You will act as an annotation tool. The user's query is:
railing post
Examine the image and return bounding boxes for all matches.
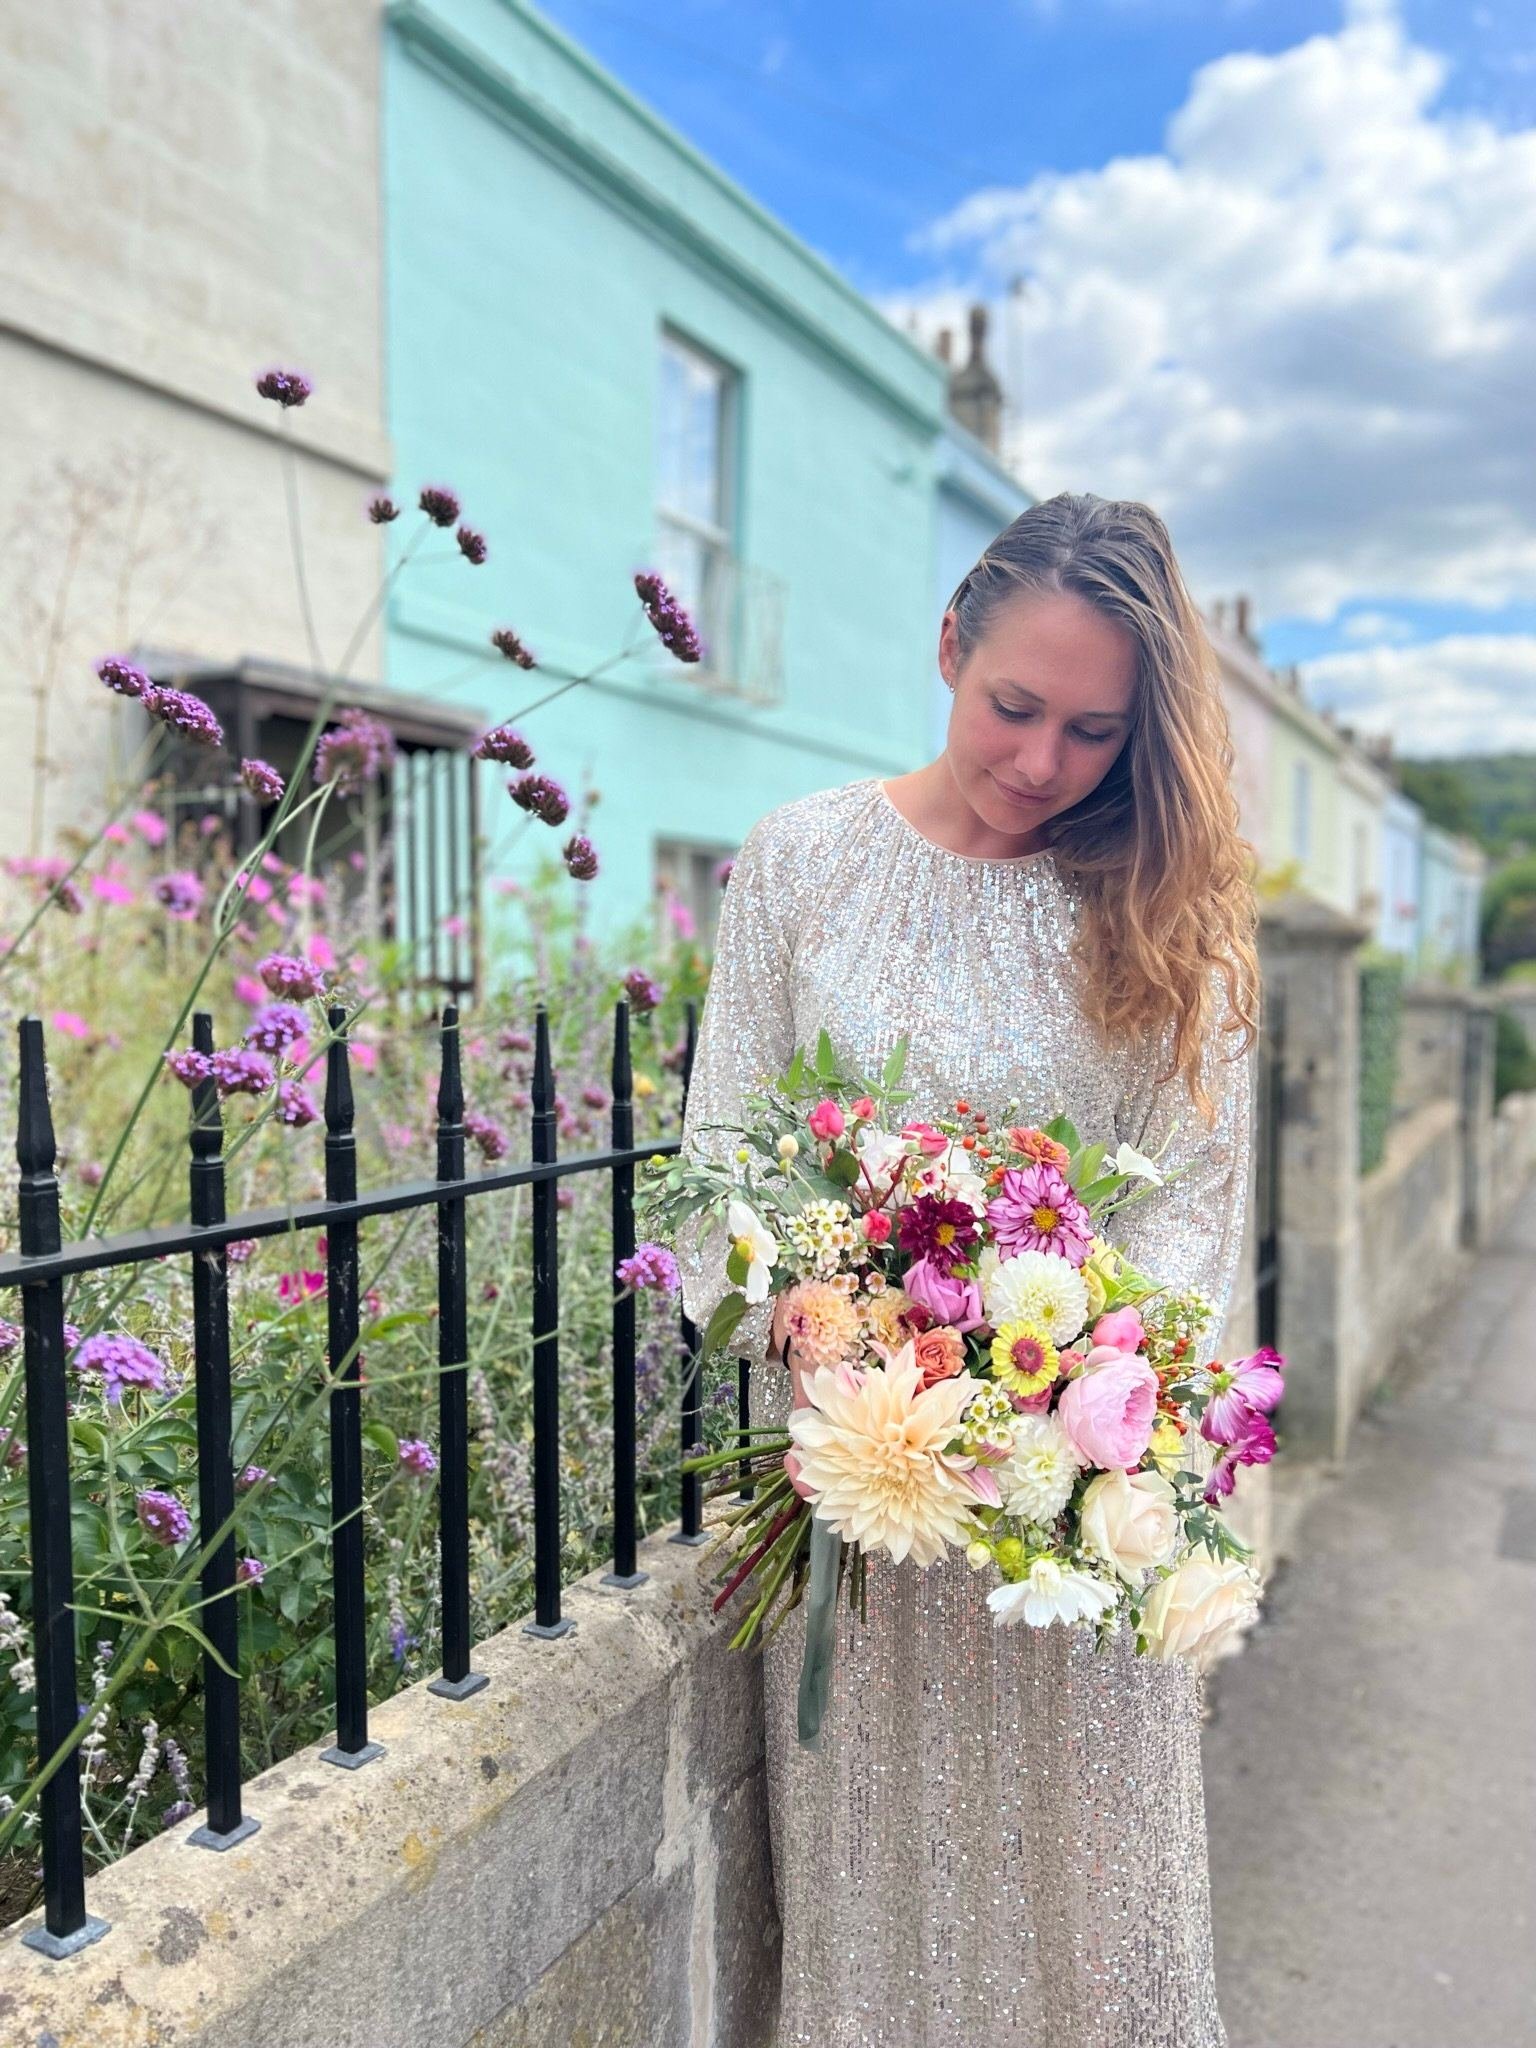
[737,1357,753,1501]
[186,1012,259,1847]
[429,1005,487,1699]
[602,997,646,1589]
[319,1007,382,1766]
[523,1003,573,1639]
[15,1019,108,1957]
[673,999,707,1545]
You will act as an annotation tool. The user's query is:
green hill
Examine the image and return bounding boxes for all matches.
[1398,755,1536,854]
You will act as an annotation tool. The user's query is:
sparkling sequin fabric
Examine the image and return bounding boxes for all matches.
[676,776,1252,2048]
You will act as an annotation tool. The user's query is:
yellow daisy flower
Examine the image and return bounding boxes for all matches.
[989,1319,1060,1398]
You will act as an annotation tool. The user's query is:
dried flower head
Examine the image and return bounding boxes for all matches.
[240,758,285,803]
[418,485,460,527]
[456,524,488,565]
[490,627,536,669]
[314,707,397,797]
[255,368,312,408]
[634,570,703,663]
[562,833,599,881]
[367,496,401,524]
[472,724,535,768]
[509,772,570,827]
[95,655,153,699]
[144,685,224,748]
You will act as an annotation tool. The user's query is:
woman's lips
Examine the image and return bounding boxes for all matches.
[993,775,1052,805]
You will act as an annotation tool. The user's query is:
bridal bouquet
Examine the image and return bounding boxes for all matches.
[640,1031,1283,1746]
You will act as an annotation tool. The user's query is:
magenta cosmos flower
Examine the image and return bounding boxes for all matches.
[986,1161,1093,1267]
[1201,1345,1286,1445]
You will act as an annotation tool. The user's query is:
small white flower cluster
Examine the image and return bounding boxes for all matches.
[957,1383,1018,1458]
[781,1198,861,1276]
[0,1587,33,1696]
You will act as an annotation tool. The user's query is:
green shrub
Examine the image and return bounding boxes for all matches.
[1358,951,1406,1175]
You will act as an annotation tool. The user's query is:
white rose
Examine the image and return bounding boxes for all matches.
[1141,1547,1261,1665]
[1078,1468,1181,1584]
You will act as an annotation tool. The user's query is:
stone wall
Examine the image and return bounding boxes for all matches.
[0,1529,780,2048]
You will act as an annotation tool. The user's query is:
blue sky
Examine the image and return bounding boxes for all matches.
[533,0,1536,755]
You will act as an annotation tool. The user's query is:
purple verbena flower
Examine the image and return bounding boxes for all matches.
[490,627,536,669]
[0,1428,24,1470]
[634,570,703,663]
[235,1557,265,1586]
[463,1110,508,1162]
[95,655,153,699]
[367,496,400,524]
[136,1490,192,1546]
[258,951,325,1000]
[0,1319,19,1358]
[509,772,570,827]
[563,833,599,881]
[55,879,85,915]
[226,1239,257,1264]
[243,1002,308,1054]
[389,1618,416,1663]
[456,525,488,565]
[616,1243,680,1295]
[236,1464,268,1489]
[255,368,312,408]
[499,1027,533,1053]
[163,1047,211,1090]
[418,485,460,527]
[623,968,663,1015]
[210,1048,275,1097]
[240,758,285,803]
[581,1083,608,1110]
[153,872,206,922]
[277,1080,319,1128]
[315,707,397,798]
[472,724,535,769]
[144,686,225,748]
[74,1333,169,1403]
[398,1437,437,1478]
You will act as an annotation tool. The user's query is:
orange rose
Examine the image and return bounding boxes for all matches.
[911,1325,966,1389]
[1005,1125,1071,1170]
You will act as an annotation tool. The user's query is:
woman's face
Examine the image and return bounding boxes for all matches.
[939,588,1138,843]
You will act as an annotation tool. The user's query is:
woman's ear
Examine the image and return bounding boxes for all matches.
[938,609,961,688]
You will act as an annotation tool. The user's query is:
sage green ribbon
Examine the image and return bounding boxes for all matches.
[796,1515,843,1750]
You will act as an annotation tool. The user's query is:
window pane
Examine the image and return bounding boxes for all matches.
[658,333,728,532]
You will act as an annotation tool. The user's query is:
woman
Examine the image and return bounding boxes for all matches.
[676,491,1259,2047]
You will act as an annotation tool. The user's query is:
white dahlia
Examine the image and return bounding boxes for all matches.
[998,1413,1085,1525]
[979,1246,1089,1344]
[987,1555,1120,1630]
[789,1343,985,1567]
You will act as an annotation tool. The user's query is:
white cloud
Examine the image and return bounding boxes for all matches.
[1305,633,1536,754]
[883,1,1536,747]
[1340,609,1416,643]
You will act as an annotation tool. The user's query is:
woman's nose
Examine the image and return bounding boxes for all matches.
[1011,736,1062,790]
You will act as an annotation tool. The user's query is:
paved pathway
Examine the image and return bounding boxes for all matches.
[1203,1175,1536,2048]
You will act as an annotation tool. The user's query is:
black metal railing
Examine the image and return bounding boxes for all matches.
[0,993,728,1956]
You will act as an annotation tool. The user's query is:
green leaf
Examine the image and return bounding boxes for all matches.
[701,1291,749,1356]
[362,1421,400,1463]
[1070,1140,1105,1187]
[1042,1115,1080,1152]
[824,1147,862,1187]
[361,1310,432,1339]
[814,1028,838,1082]
[725,1242,750,1287]
[69,1420,106,1458]
[882,1036,910,1089]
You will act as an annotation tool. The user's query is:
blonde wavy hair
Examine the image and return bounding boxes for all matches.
[946,491,1260,1124]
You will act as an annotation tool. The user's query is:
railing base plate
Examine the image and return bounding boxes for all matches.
[600,1568,649,1589]
[521,1616,575,1640]
[22,1914,110,1960]
[428,1670,490,1700]
[320,1740,386,1770]
[188,1814,261,1852]
[668,1529,711,1547]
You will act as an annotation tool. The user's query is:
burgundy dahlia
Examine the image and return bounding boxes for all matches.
[95,655,152,699]
[240,757,285,803]
[509,772,570,827]
[490,627,536,669]
[418,485,460,527]
[472,724,535,769]
[562,832,599,881]
[255,368,312,408]
[456,524,488,565]
[634,570,703,663]
[896,1194,983,1274]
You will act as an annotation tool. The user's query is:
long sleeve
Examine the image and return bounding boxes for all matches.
[1105,973,1255,1371]
[673,813,799,1370]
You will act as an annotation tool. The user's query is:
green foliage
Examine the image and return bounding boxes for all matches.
[1401,753,1536,855]
[1395,759,1477,839]
[1495,1008,1536,1104]
[1358,950,1405,1175]
[1482,850,1536,978]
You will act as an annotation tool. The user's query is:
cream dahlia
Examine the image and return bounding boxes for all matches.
[789,1344,986,1566]
[979,1247,1089,1344]
[997,1412,1085,1524]
[779,1279,862,1370]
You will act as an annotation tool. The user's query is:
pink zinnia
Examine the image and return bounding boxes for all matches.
[986,1161,1093,1266]
[1202,1346,1287,1445]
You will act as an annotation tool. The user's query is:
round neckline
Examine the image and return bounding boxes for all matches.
[872,779,1055,867]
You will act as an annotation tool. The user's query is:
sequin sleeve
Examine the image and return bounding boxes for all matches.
[1105,971,1254,1367]
[673,814,799,1372]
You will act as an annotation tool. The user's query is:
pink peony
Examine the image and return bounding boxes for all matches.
[1092,1306,1145,1354]
[1056,1349,1160,1469]
[902,1254,985,1333]
[808,1098,845,1140]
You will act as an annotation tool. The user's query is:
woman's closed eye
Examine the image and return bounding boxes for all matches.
[991,700,1119,745]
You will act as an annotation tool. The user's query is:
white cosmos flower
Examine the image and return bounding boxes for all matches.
[979,1247,1089,1343]
[1112,1142,1164,1187]
[998,1413,1085,1524]
[725,1198,779,1304]
[987,1556,1120,1629]
[788,1342,985,1566]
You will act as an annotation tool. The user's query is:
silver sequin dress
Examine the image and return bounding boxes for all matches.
[676,777,1252,2048]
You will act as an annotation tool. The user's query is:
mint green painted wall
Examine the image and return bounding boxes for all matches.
[382,0,948,948]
